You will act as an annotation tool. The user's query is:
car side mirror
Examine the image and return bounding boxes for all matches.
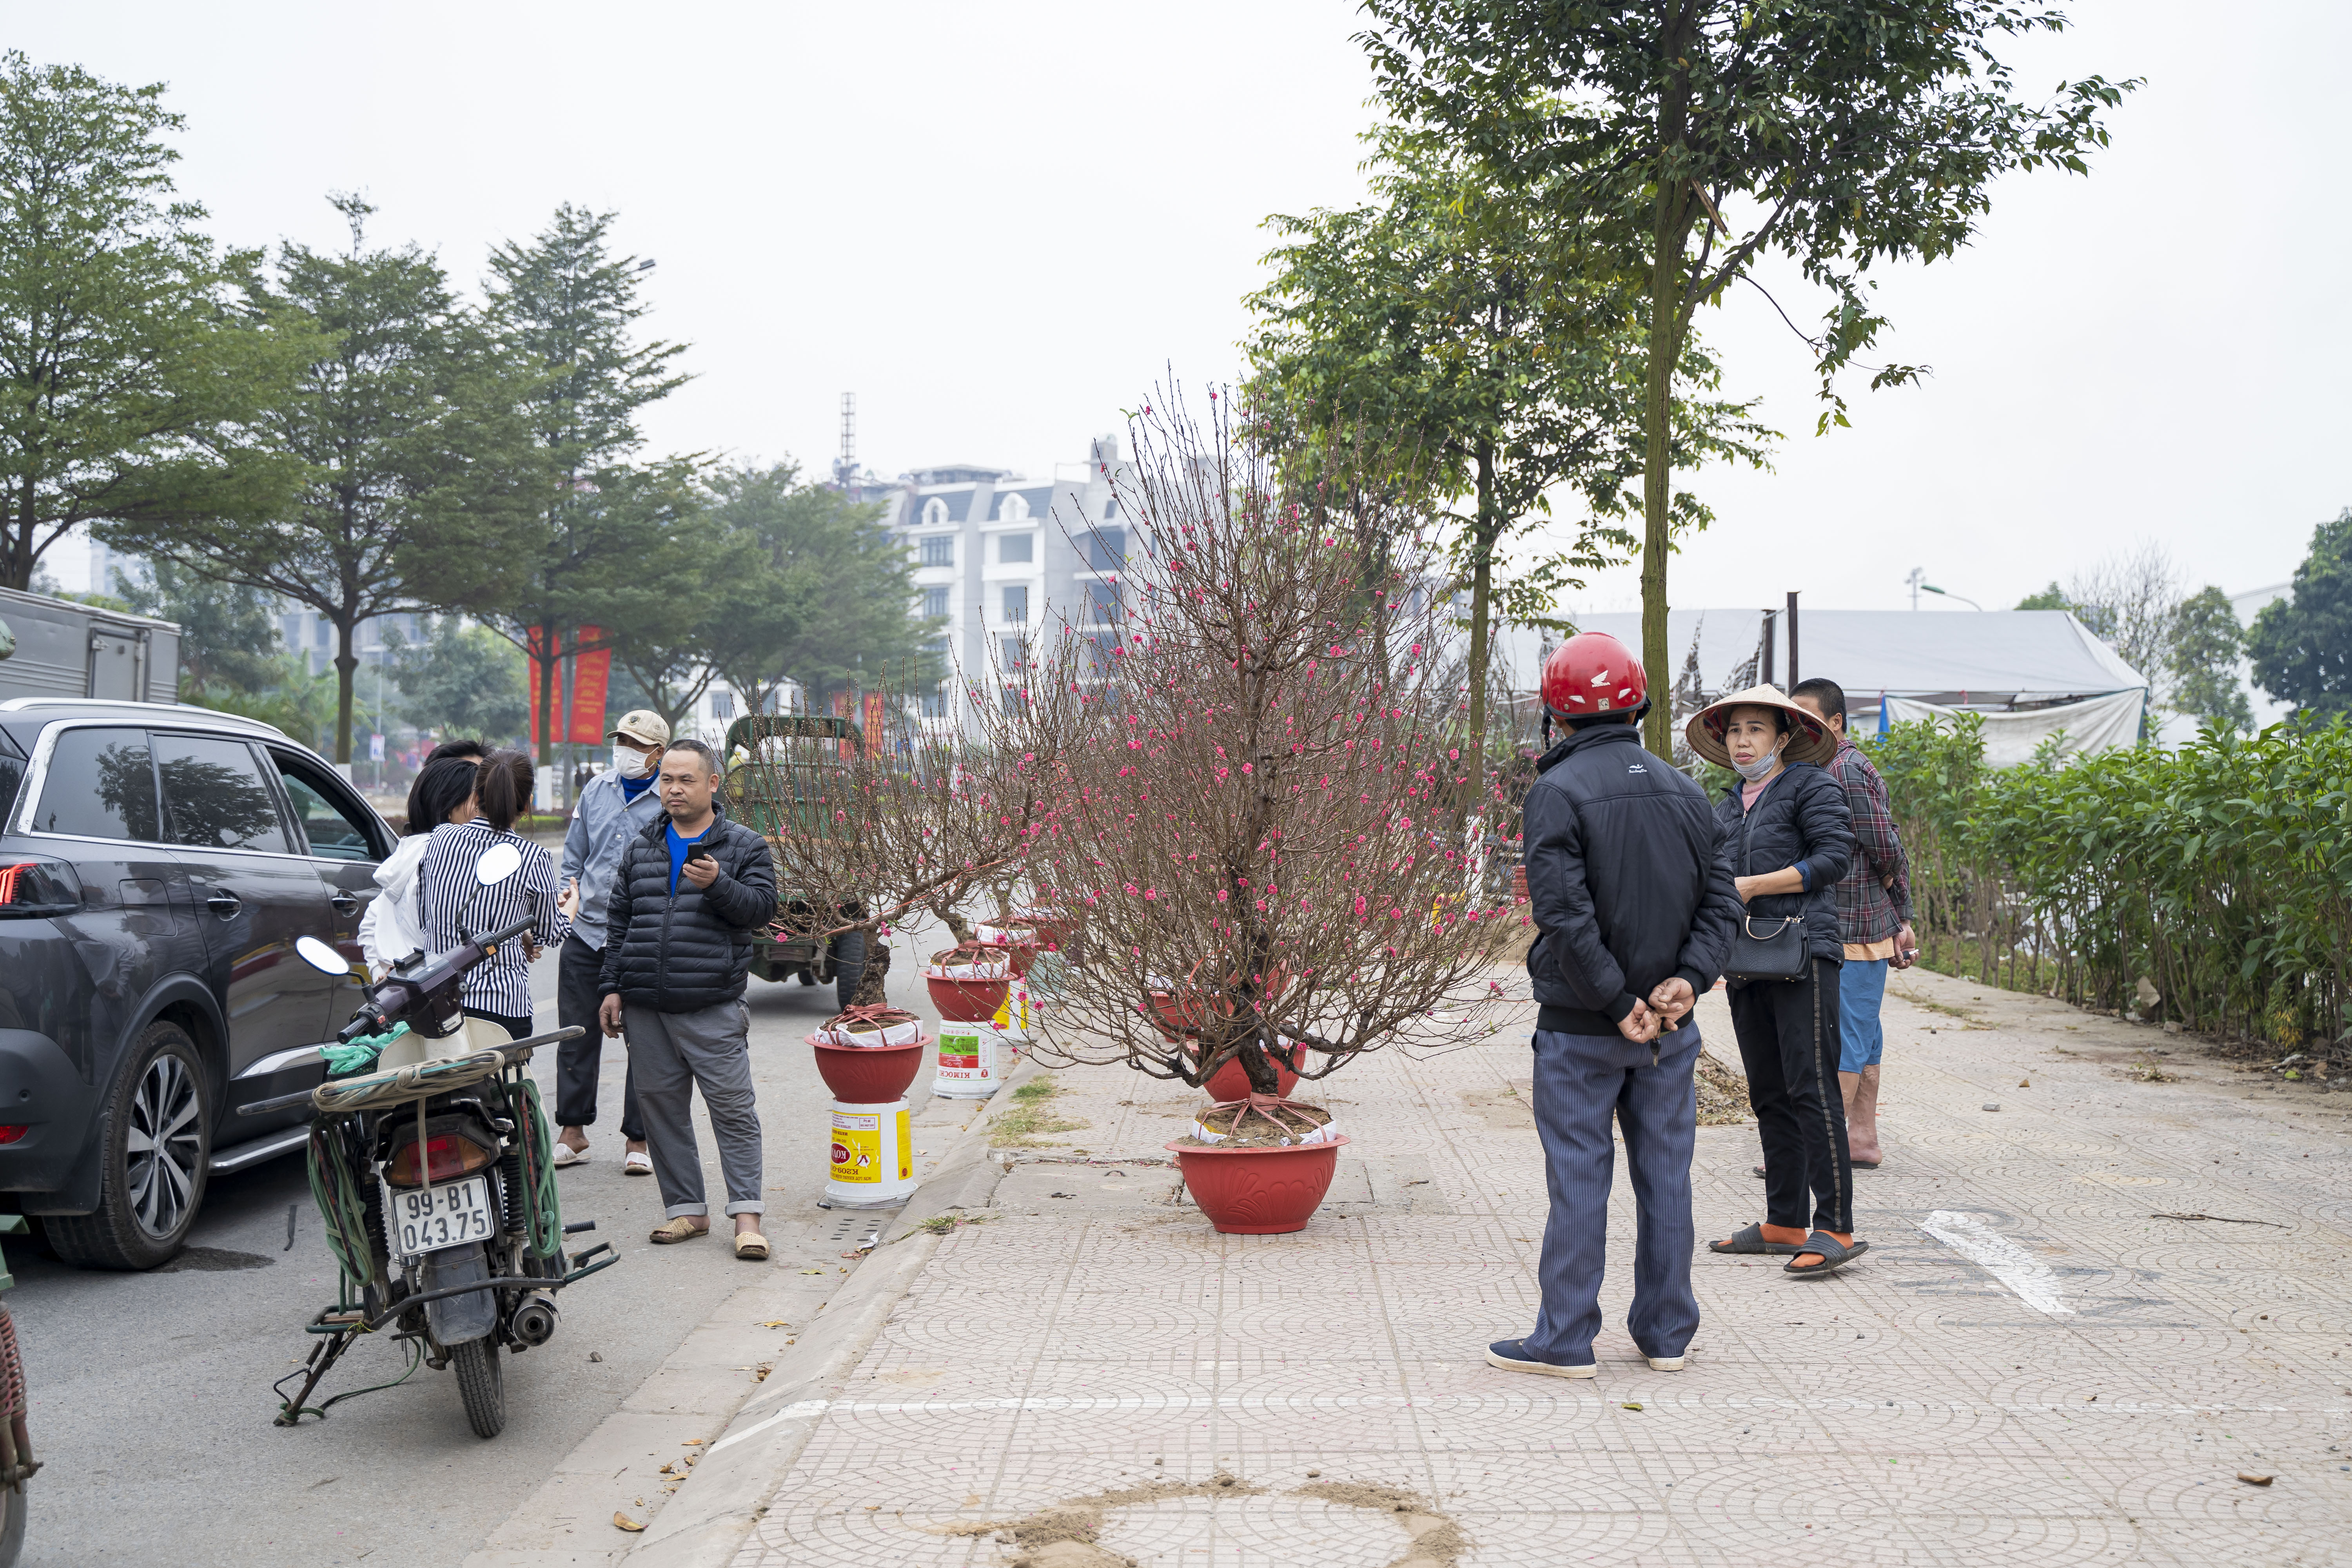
[474,842,523,887]
[294,935,351,976]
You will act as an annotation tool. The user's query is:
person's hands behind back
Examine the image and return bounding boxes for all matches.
[1647,976,1695,1029]
[1616,999,1661,1046]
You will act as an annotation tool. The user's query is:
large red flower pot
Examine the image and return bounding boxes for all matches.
[927,974,1009,1023]
[810,1038,927,1103]
[1202,1054,1300,1103]
[1168,1135,1349,1235]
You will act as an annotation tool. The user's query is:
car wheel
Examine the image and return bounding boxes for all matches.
[831,929,868,1012]
[46,1022,211,1271]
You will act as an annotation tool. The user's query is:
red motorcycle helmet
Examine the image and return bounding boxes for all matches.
[1541,632,1649,723]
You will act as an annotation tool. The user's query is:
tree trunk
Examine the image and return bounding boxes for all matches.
[333,618,358,764]
[848,938,892,1007]
[535,617,559,773]
[1465,439,1496,833]
[1639,47,1697,760]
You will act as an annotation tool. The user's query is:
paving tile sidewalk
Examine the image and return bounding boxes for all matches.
[716,969,2352,1568]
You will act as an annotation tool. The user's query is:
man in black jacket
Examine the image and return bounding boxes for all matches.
[1487,633,1741,1381]
[597,739,779,1259]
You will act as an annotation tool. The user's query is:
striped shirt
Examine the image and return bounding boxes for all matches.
[416,820,570,1020]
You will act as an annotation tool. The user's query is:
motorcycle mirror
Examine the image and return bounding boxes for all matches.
[294,935,351,976]
[474,842,524,887]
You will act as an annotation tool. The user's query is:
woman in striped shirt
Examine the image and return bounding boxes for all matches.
[417,749,570,1039]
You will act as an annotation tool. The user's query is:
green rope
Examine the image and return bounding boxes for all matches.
[319,1022,408,1076]
[515,1075,564,1258]
[304,1122,379,1289]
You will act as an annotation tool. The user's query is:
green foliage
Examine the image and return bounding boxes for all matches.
[115,557,282,693]
[0,51,310,591]
[1864,716,2351,1050]
[2247,507,2352,722]
[695,461,930,717]
[2169,585,2251,734]
[102,194,547,762]
[2016,583,2069,612]
[392,617,528,746]
[186,653,340,753]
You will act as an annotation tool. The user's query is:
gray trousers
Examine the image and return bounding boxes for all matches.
[1523,1022,1701,1364]
[625,1000,764,1219]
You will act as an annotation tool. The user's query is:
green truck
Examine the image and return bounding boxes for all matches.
[721,714,869,1008]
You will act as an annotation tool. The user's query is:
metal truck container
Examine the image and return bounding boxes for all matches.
[0,586,181,704]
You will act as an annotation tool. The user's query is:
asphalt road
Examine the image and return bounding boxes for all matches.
[8,928,953,1566]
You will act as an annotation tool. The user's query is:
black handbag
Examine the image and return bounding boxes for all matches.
[1722,782,1811,984]
[1724,914,1808,982]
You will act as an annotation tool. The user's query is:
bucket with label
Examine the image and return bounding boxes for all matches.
[824,1098,916,1206]
[932,1023,1009,1099]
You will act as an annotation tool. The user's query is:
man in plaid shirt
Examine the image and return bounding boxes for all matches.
[1792,679,1917,1169]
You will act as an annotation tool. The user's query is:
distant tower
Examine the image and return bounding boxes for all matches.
[832,393,859,495]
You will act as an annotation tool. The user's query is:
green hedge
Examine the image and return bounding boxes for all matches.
[1862,715,2352,1049]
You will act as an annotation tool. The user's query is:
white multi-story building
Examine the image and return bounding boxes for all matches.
[866,436,1134,726]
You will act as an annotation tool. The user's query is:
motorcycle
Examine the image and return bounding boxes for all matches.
[244,841,616,1438]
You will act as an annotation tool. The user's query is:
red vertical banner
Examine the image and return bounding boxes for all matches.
[831,690,853,759]
[568,625,610,744]
[526,627,556,748]
[861,691,886,755]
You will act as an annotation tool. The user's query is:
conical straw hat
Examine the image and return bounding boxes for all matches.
[1685,684,1838,769]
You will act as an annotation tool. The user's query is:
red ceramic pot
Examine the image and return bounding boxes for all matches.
[1168,1134,1348,1234]
[810,1037,927,1102]
[1202,1053,1299,1103]
[927,973,1009,1023]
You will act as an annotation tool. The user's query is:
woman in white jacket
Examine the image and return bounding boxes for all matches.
[359,754,485,978]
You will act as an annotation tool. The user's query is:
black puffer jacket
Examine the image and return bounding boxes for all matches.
[598,815,778,1011]
[1523,723,1742,1035]
[1710,761,1855,966]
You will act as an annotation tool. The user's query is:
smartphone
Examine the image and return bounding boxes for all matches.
[685,843,713,864]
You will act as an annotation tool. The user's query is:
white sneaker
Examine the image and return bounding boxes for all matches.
[1646,1354,1687,1372]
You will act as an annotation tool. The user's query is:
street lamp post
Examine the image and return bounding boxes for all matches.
[1922,584,1983,610]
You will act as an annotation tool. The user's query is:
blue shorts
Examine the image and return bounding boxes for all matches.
[1838,956,1888,1072]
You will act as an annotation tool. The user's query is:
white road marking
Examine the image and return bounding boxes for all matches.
[1918,1209,2074,1316]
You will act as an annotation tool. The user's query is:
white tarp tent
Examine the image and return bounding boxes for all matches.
[1496,609,2148,765]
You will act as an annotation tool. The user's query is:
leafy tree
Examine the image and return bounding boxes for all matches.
[104,195,547,762]
[1249,133,1770,812]
[0,52,310,591]
[2015,582,2067,612]
[2249,508,2352,723]
[115,556,282,693]
[479,203,689,775]
[392,616,528,744]
[2168,585,2252,735]
[697,461,929,719]
[1358,2,2136,755]
[574,472,741,736]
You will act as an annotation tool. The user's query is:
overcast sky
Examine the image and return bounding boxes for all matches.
[16,1,2346,617]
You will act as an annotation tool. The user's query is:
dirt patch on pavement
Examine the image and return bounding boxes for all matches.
[962,1472,1465,1568]
[1696,1050,1751,1125]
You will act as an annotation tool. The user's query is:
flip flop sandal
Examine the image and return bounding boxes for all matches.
[1709,1222,1802,1255]
[1851,1158,1882,1171]
[649,1216,709,1244]
[624,1150,654,1176]
[552,1144,588,1168]
[733,1232,770,1262]
[1784,1233,1869,1276]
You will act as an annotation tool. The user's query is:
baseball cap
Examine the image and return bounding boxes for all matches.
[610,710,671,748]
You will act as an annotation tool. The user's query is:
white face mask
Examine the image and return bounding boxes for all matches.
[612,743,653,779]
[1730,734,1785,781]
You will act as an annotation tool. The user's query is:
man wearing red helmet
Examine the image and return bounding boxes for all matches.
[1486,632,1741,1381]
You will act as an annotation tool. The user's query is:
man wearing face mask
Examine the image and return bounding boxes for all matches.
[551,709,670,1170]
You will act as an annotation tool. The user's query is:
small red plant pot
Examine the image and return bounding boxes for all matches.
[1168,1134,1348,1234]
[1202,1054,1299,1103]
[810,1037,927,1103]
[927,974,1010,1023]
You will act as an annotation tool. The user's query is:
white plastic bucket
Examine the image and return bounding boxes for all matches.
[931,1023,1009,1099]
[824,1098,916,1206]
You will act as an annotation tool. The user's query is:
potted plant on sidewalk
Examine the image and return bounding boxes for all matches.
[1005,395,1517,1232]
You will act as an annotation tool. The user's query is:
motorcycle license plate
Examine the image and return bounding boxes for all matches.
[388,1176,495,1256]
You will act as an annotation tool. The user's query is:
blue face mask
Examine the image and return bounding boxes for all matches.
[1731,742,1784,781]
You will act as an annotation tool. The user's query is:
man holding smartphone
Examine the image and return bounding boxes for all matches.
[598,738,780,1260]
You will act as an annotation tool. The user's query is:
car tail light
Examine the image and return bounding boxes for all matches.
[386,1132,495,1188]
[0,1127,24,1145]
[0,859,76,916]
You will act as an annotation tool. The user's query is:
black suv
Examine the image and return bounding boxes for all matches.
[0,698,392,1269]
